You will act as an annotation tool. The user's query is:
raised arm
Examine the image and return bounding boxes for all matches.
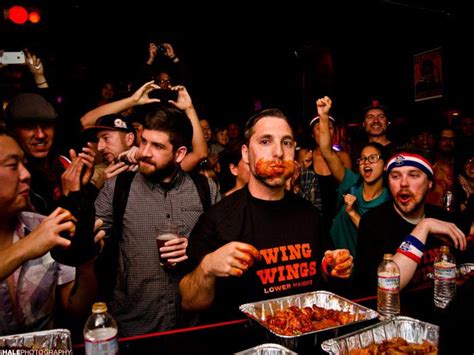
[344,194,361,227]
[80,81,160,128]
[24,48,48,89]
[146,42,158,66]
[180,241,260,311]
[168,86,208,172]
[316,96,346,182]
[394,218,466,289]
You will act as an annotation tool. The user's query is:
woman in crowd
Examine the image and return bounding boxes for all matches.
[317,96,390,257]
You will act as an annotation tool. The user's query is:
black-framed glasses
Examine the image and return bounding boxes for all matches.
[357,154,382,165]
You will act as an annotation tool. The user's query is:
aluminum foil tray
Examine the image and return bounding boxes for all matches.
[321,316,439,354]
[0,328,72,351]
[235,343,298,355]
[239,291,379,351]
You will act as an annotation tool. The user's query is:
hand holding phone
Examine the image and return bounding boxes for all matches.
[0,51,26,64]
[149,88,178,102]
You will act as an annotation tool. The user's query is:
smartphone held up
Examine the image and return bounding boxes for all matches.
[149,87,178,102]
[0,51,26,64]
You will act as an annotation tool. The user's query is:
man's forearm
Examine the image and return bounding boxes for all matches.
[394,223,429,289]
[180,258,216,311]
[0,240,29,282]
[80,97,135,128]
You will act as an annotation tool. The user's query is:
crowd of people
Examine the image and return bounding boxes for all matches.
[0,43,473,350]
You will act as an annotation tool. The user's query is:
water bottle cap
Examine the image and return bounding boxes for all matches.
[92,302,107,313]
[440,245,449,253]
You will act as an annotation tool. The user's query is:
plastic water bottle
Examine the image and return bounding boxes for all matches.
[443,191,454,213]
[377,253,400,320]
[84,302,119,355]
[434,245,456,309]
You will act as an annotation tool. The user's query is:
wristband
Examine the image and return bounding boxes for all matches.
[397,234,426,264]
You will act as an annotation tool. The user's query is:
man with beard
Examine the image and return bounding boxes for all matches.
[179,109,353,322]
[352,148,471,297]
[94,103,219,336]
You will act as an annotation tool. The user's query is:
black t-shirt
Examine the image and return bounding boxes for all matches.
[352,201,472,298]
[316,173,339,229]
[186,187,331,321]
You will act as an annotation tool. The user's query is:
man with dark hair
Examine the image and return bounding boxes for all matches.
[353,147,471,297]
[180,108,353,322]
[94,104,219,336]
[80,82,207,173]
[351,101,394,168]
[0,129,104,335]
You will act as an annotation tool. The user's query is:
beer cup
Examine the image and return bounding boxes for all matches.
[156,224,179,266]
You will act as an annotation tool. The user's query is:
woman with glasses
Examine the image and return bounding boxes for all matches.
[316,96,390,257]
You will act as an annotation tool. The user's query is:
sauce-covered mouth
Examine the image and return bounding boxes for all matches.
[256,159,295,179]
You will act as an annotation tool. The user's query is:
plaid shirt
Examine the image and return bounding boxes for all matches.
[0,212,75,335]
[297,167,323,213]
[95,170,219,336]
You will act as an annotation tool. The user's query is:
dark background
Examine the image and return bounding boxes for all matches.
[1,0,472,130]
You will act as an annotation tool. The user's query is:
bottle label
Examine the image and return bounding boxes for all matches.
[85,339,119,355]
[85,328,119,355]
[434,262,456,280]
[378,273,400,292]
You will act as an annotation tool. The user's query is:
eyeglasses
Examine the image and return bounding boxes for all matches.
[156,79,171,84]
[357,154,382,165]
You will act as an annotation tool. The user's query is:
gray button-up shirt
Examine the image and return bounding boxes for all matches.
[95,170,219,336]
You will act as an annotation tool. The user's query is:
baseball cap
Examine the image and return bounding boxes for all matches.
[362,99,388,117]
[81,114,135,142]
[5,93,58,124]
[309,115,336,128]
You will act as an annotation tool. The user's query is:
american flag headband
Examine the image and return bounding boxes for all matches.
[385,153,433,180]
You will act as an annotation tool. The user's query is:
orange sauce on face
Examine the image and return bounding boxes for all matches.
[256,159,295,179]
